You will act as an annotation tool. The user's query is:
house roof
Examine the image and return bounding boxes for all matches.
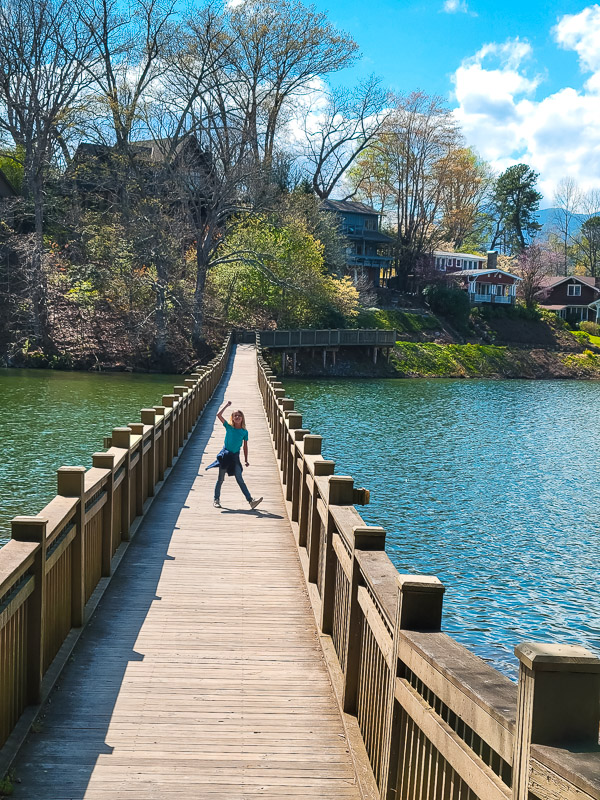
[73,136,204,165]
[347,229,394,243]
[537,275,600,291]
[0,167,17,197]
[433,249,486,260]
[452,268,521,280]
[322,199,381,216]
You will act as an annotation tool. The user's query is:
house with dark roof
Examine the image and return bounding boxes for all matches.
[69,136,211,208]
[535,276,600,322]
[321,199,394,287]
[0,168,16,198]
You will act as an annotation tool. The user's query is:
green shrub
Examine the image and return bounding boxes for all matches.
[579,320,600,336]
[422,285,470,326]
[479,302,542,321]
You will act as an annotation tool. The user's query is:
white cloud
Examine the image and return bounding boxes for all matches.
[451,17,600,202]
[553,5,600,76]
[443,0,469,13]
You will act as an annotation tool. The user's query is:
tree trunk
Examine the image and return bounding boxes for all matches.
[30,177,50,350]
[154,280,167,361]
[192,243,208,351]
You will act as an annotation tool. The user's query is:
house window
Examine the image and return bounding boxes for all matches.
[567,284,581,296]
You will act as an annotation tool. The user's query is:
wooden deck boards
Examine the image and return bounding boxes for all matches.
[11,345,361,799]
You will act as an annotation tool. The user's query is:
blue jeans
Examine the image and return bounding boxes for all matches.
[214,459,252,503]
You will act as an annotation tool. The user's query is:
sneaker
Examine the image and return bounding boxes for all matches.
[213,499,221,508]
[249,497,263,510]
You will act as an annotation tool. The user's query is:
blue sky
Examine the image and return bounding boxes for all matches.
[315,0,600,204]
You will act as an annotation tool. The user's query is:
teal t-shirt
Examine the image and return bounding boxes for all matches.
[223,420,248,454]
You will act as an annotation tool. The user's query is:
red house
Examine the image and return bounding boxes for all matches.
[451,268,521,305]
[536,276,600,322]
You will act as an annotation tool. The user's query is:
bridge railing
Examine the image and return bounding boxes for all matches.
[257,328,397,348]
[0,335,232,754]
[256,349,600,800]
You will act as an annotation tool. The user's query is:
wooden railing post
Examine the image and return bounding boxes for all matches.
[274,393,290,460]
[298,435,321,548]
[174,387,188,440]
[112,427,132,540]
[141,409,157,496]
[290,427,309,520]
[342,525,386,714]
[284,411,302,501]
[280,401,295,480]
[161,396,178,463]
[92,453,115,577]
[380,575,445,799]
[57,466,86,626]
[512,642,600,800]
[128,424,145,517]
[184,380,197,426]
[308,460,335,584]
[11,516,47,703]
[154,406,167,478]
[320,476,353,634]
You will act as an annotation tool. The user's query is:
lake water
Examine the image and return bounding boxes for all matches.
[286,377,600,679]
[0,369,179,545]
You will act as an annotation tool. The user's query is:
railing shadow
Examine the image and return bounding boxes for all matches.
[10,356,233,798]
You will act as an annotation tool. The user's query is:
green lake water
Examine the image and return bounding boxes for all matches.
[0,368,179,545]
[1,368,598,679]
[286,377,600,678]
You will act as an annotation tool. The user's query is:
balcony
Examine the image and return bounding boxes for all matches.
[470,293,513,304]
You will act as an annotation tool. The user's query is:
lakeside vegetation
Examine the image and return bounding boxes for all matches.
[0,0,599,375]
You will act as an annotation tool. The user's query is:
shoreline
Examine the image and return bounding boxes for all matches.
[268,341,600,380]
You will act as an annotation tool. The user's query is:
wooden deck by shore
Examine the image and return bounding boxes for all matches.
[9,345,362,799]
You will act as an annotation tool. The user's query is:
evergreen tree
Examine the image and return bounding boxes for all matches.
[490,164,542,253]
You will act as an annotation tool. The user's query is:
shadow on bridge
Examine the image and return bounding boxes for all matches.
[12,362,232,798]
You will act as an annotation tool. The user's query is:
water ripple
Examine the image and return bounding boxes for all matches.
[287,377,600,679]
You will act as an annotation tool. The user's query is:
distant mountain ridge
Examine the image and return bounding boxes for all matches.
[537,207,594,236]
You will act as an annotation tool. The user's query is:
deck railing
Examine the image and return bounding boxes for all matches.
[257,329,397,348]
[0,335,232,755]
[256,347,600,800]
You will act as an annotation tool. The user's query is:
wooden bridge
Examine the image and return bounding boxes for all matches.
[256,329,397,372]
[0,337,599,800]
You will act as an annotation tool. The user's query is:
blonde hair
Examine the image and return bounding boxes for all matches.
[229,409,246,429]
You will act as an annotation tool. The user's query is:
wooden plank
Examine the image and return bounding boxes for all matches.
[357,585,394,668]
[9,344,362,800]
[394,677,511,800]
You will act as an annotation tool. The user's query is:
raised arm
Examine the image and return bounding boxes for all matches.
[217,400,231,424]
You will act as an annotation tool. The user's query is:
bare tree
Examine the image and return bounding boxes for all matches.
[303,76,390,199]
[350,92,460,287]
[571,189,600,276]
[552,176,582,275]
[225,0,358,169]
[436,147,492,249]
[0,0,97,346]
[79,0,178,151]
[148,8,263,349]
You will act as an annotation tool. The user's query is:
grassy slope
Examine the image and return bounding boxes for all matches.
[382,308,600,379]
[391,342,600,379]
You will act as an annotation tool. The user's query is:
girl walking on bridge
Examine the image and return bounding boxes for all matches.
[213,401,263,510]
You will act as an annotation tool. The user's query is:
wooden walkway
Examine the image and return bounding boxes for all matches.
[11,345,361,799]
